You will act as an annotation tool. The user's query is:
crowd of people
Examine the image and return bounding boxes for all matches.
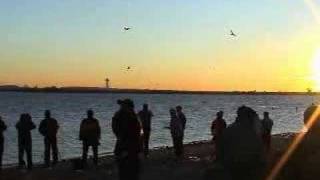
[2,98,320,180]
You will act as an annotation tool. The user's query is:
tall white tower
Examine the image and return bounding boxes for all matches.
[105,78,110,89]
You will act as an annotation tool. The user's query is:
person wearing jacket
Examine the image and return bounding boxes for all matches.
[39,110,59,167]
[79,109,101,166]
[16,113,36,170]
[112,99,142,180]
[170,108,184,157]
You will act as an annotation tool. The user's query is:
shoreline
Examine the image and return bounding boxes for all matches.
[0,133,297,180]
[0,88,318,96]
[2,139,211,168]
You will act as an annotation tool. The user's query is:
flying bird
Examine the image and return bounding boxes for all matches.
[124,27,131,31]
[127,66,131,70]
[230,30,237,37]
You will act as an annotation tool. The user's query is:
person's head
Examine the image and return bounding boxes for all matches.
[20,113,25,121]
[237,106,248,120]
[170,108,177,118]
[45,110,51,119]
[118,99,135,111]
[304,104,320,132]
[176,106,182,112]
[22,113,32,122]
[143,104,148,111]
[117,99,124,109]
[263,112,269,118]
[236,106,256,125]
[87,109,94,118]
[217,111,224,119]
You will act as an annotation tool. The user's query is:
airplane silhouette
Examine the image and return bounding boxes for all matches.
[230,30,237,37]
[124,27,131,31]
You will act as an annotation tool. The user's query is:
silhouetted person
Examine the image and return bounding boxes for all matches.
[16,113,36,170]
[79,110,101,166]
[280,104,320,179]
[176,106,186,131]
[217,106,264,180]
[211,111,227,159]
[253,111,262,136]
[138,104,153,156]
[170,108,184,157]
[304,103,317,123]
[261,112,273,152]
[39,110,59,167]
[112,99,142,180]
[211,111,227,140]
[0,116,7,170]
[176,106,186,154]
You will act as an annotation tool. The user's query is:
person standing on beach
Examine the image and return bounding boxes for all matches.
[176,106,186,154]
[211,111,227,159]
[112,99,142,180]
[261,112,273,152]
[16,113,36,170]
[138,104,153,157]
[79,110,101,166]
[39,110,59,167]
[0,116,7,170]
[176,106,186,132]
[217,106,264,179]
[170,108,184,158]
[279,104,320,179]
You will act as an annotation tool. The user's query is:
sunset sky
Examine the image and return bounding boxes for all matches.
[1,0,320,91]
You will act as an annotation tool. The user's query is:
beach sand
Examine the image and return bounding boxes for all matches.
[0,133,296,180]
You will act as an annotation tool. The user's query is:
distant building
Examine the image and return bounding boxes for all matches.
[105,78,110,89]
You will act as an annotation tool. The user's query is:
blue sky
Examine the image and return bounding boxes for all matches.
[0,0,319,91]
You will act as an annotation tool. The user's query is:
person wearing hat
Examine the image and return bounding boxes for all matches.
[211,111,227,160]
[112,99,142,180]
[79,109,101,166]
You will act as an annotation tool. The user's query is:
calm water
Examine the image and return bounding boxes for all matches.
[0,92,319,165]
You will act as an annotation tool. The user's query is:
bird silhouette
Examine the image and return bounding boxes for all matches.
[230,30,237,37]
[124,27,131,31]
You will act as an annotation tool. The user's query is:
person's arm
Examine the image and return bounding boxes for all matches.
[97,120,101,140]
[211,121,215,135]
[32,121,36,130]
[55,119,59,130]
[112,113,120,138]
[29,120,36,130]
[79,120,84,140]
[15,121,19,130]
[182,114,187,129]
[0,121,6,131]
[38,120,45,136]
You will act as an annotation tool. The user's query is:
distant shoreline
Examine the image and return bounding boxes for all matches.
[0,87,318,96]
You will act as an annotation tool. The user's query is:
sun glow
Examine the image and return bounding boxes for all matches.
[312,48,320,91]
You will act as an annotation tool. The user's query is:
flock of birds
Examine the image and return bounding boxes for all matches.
[124,26,237,37]
[122,26,237,71]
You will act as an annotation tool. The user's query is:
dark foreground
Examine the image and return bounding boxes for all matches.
[0,133,297,180]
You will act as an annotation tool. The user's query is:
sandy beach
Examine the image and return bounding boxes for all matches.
[0,133,296,180]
